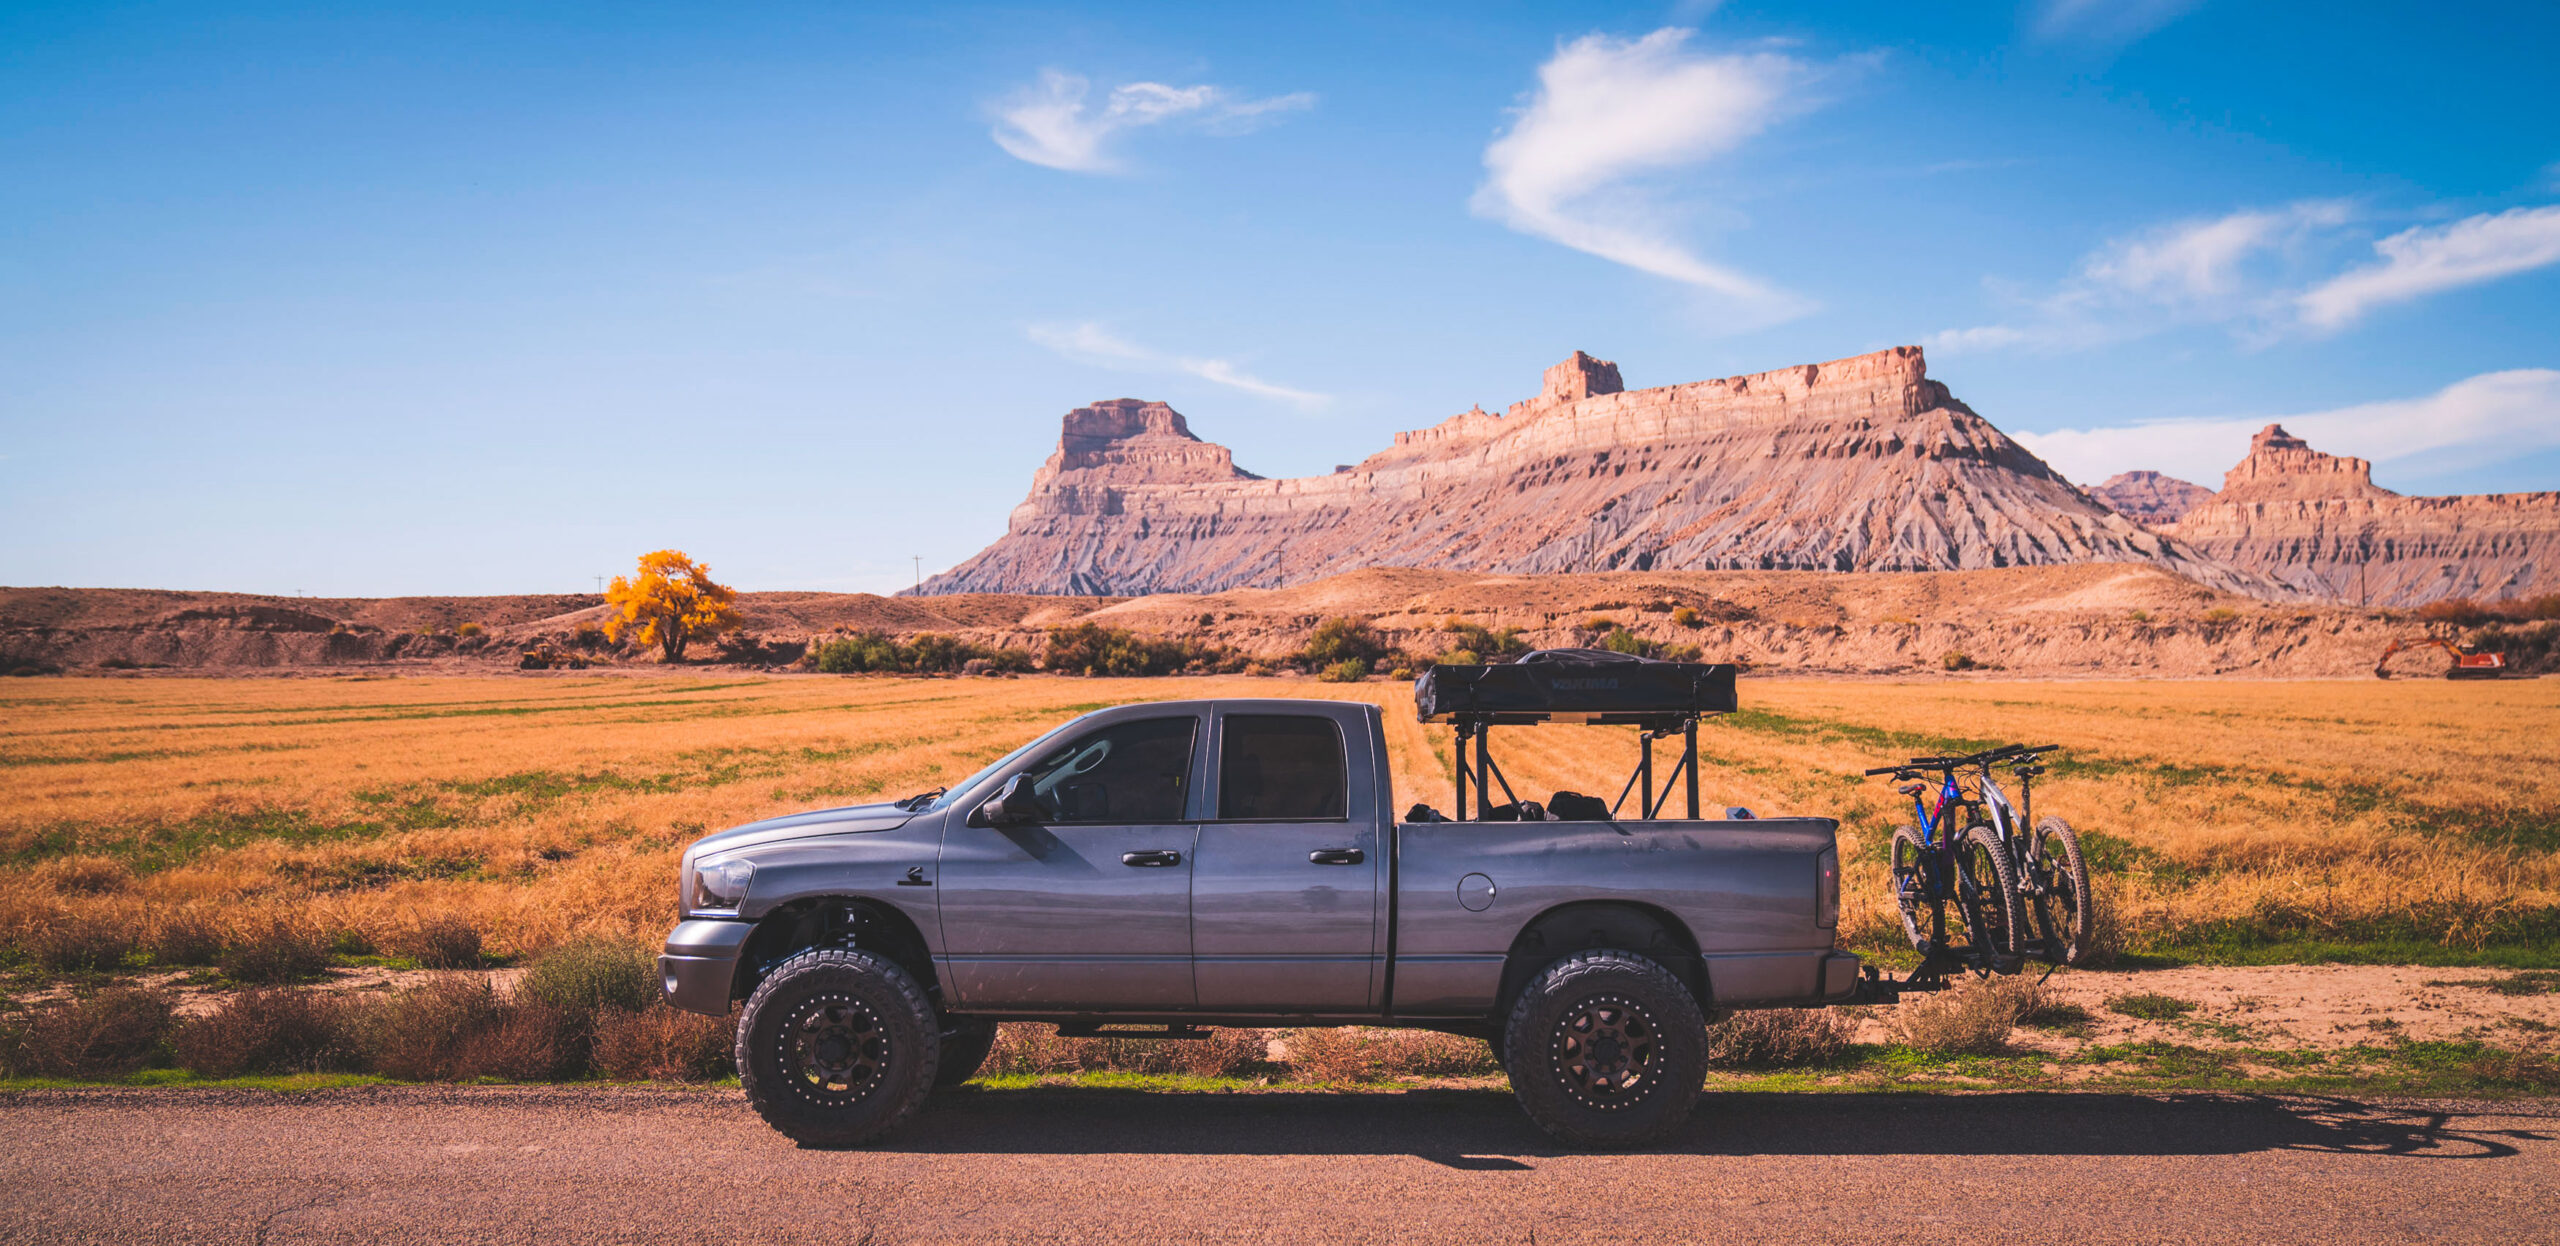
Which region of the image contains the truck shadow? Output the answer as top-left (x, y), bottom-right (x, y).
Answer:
top-left (888, 1088), bottom-right (2554, 1167)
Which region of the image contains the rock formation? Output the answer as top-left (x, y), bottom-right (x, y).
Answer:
top-left (2158, 425), bottom-right (2560, 606)
top-left (921, 348), bottom-right (2269, 597)
top-left (2091, 471), bottom-right (2215, 525)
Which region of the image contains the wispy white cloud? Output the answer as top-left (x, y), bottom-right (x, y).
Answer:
top-left (989, 71), bottom-right (1313, 173)
top-left (1027, 322), bottom-right (1333, 411)
top-left (1473, 27), bottom-right (1819, 318)
top-left (2012, 368), bottom-right (2560, 488)
top-left (2028, 0), bottom-right (2204, 47)
top-left (2296, 205), bottom-right (2560, 329)
top-left (1931, 200), bottom-right (2560, 353)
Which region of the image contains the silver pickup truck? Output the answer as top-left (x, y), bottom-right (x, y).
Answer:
top-left (661, 670), bottom-right (1859, 1148)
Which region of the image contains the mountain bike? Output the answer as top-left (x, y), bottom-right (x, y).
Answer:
top-left (1969, 744), bottom-right (2095, 967)
top-left (1864, 751), bottom-right (2025, 977)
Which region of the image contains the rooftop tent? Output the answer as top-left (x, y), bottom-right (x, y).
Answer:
top-left (1413, 649), bottom-right (1739, 821)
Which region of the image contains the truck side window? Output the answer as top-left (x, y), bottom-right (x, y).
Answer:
top-left (1021, 716), bottom-right (1197, 824)
top-left (1219, 715), bottom-right (1347, 821)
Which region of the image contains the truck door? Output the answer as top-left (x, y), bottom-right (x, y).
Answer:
top-left (1191, 708), bottom-right (1382, 1012)
top-left (936, 713), bottom-right (1202, 1011)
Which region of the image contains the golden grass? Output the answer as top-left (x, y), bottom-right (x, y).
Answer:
top-left (1, 672), bottom-right (2554, 961)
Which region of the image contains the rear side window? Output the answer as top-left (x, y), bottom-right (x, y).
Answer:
top-left (1219, 715), bottom-right (1347, 821)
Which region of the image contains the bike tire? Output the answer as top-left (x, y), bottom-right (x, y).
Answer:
top-left (1888, 825), bottom-right (1942, 956)
top-left (1955, 824), bottom-right (2025, 967)
top-left (2033, 815), bottom-right (2096, 966)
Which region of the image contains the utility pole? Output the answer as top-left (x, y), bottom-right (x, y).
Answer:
top-left (593, 575), bottom-right (604, 597)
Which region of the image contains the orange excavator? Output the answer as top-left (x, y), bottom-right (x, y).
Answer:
top-left (2374, 636), bottom-right (2508, 680)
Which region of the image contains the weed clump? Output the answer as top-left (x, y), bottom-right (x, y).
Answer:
top-left (174, 988), bottom-right (359, 1076)
top-left (0, 988), bottom-right (176, 1078)
top-left (358, 979), bottom-right (572, 1081)
top-left (1704, 1008), bottom-right (1858, 1067)
top-left (30, 912), bottom-right (140, 973)
top-left (518, 936), bottom-right (657, 1025)
top-left (391, 914), bottom-right (485, 969)
top-left (219, 919), bottom-right (334, 984)
top-left (2108, 992), bottom-right (2197, 1021)
top-left (147, 910), bottom-right (226, 967)
top-left (592, 1006), bottom-right (737, 1081)
top-left (1888, 977), bottom-right (2042, 1055)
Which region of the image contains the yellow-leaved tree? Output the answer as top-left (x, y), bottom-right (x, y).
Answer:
top-left (603, 550), bottom-right (741, 663)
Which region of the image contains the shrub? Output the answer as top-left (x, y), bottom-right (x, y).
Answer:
top-left (356, 979), bottom-right (573, 1080)
top-left (1440, 648), bottom-right (1481, 666)
top-left (811, 631), bottom-right (904, 674)
top-left (1278, 1027), bottom-right (1497, 1082)
top-left (2128, 609), bottom-right (2153, 623)
top-left (220, 919), bottom-right (334, 984)
top-left (392, 914), bottom-right (484, 969)
top-left (1297, 617), bottom-right (1389, 670)
top-left (1671, 606), bottom-right (1702, 628)
top-left (1439, 620), bottom-right (1528, 659)
top-left (1941, 651), bottom-right (1976, 672)
top-left (147, 910), bottom-right (226, 967)
top-left (174, 988), bottom-right (358, 1077)
top-left (2202, 607), bottom-right (2239, 623)
top-left (1581, 615), bottom-right (1620, 633)
top-left (1319, 658), bottom-right (1369, 683)
top-left (42, 856), bottom-right (131, 895)
top-left (1044, 623), bottom-right (1226, 676)
top-left (982, 1023), bottom-right (1273, 1078)
top-left (518, 936), bottom-right (656, 1026)
top-left (455, 622), bottom-right (485, 638)
top-left (31, 911), bottom-right (140, 973)
top-left (2108, 992), bottom-right (2196, 1021)
top-left (0, 988), bottom-right (176, 1078)
top-left (1886, 977), bottom-right (2039, 1055)
top-left (593, 1005), bottom-right (737, 1081)
top-left (1704, 1008), bottom-right (1858, 1067)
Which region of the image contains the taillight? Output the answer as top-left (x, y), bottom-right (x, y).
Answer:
top-left (1816, 847), bottom-right (1839, 929)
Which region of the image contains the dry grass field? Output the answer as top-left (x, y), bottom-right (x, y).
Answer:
top-left (1, 671), bottom-right (2555, 968)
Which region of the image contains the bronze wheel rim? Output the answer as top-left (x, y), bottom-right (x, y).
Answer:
top-left (1552, 995), bottom-right (1659, 1110)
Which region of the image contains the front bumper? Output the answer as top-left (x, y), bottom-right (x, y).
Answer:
top-left (659, 919), bottom-right (754, 1015)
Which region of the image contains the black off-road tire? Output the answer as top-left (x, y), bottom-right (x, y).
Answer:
top-left (2033, 816), bottom-right (2096, 966)
top-left (1889, 824), bottom-right (1938, 955)
top-left (1956, 824), bottom-right (2025, 965)
top-left (736, 948), bottom-right (940, 1146)
top-left (934, 1017), bottom-right (998, 1089)
top-left (1501, 950), bottom-right (1706, 1149)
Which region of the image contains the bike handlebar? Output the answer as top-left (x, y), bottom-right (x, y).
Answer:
top-left (1864, 743), bottom-right (2062, 777)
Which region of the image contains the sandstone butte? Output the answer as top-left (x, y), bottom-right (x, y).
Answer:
top-left (2158, 424), bottom-right (2560, 607)
top-left (919, 347), bottom-right (2270, 598)
top-left (2089, 471), bottom-right (2217, 526)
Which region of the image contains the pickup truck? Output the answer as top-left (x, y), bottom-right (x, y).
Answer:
top-left (659, 693), bottom-right (1859, 1148)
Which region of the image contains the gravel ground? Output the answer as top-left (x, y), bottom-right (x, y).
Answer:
top-left (2, 1085), bottom-right (2555, 1244)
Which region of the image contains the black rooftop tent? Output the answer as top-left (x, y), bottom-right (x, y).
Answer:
top-left (1413, 649), bottom-right (1739, 821)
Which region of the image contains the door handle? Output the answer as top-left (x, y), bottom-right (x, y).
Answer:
top-left (1121, 850), bottom-right (1183, 867)
top-left (1308, 849), bottom-right (1366, 865)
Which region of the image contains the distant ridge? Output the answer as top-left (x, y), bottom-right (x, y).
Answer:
top-left (917, 348), bottom-right (2273, 598)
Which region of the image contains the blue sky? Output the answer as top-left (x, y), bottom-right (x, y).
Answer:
top-left (4, 1), bottom-right (2556, 596)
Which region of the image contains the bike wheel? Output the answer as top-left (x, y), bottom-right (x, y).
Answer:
top-left (1888, 825), bottom-right (1944, 956)
top-left (2033, 816), bottom-right (2096, 966)
top-left (1954, 825), bottom-right (2024, 968)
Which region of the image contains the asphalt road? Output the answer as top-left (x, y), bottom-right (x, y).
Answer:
top-left (2, 1086), bottom-right (2555, 1244)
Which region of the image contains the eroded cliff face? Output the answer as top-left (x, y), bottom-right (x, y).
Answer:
top-left (2160, 425), bottom-right (2560, 605)
top-left (2091, 471), bottom-right (2216, 525)
top-left (924, 347), bottom-right (2266, 597)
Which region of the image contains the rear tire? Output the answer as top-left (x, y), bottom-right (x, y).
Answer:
top-left (2032, 816), bottom-right (2095, 966)
top-left (1889, 825), bottom-right (1939, 955)
top-left (1501, 950), bottom-right (1705, 1149)
top-left (736, 948), bottom-right (939, 1146)
top-left (934, 1017), bottom-right (998, 1089)
top-left (1955, 825), bottom-right (2025, 964)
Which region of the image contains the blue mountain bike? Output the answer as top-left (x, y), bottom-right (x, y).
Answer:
top-left (1865, 751), bottom-right (2024, 977)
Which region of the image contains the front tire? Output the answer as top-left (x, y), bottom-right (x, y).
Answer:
top-left (2032, 816), bottom-right (2095, 966)
top-left (1501, 951), bottom-right (1705, 1149)
top-left (736, 948), bottom-right (939, 1146)
top-left (934, 1017), bottom-right (998, 1089)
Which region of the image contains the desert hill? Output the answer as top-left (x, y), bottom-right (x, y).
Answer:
top-left (920, 348), bottom-right (2270, 598)
top-left (0, 564), bottom-right (2501, 680)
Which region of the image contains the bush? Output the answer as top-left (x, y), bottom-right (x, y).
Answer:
top-left (392, 914), bottom-right (484, 969)
top-left (1671, 606), bottom-right (1703, 628)
top-left (593, 1005), bottom-right (737, 1081)
top-left (1886, 978), bottom-right (2039, 1055)
top-left (0, 988), bottom-right (176, 1078)
top-left (982, 1023), bottom-right (1272, 1078)
top-left (1704, 1008), bottom-right (1858, 1067)
top-left (1941, 651), bottom-right (1976, 671)
top-left (813, 630), bottom-right (1036, 676)
top-left (174, 988), bottom-right (358, 1077)
top-left (1318, 658), bottom-right (1369, 683)
top-left (1044, 623), bottom-right (1227, 676)
top-left (1297, 617), bottom-right (1390, 671)
top-left (31, 912), bottom-right (140, 973)
top-left (1439, 620), bottom-right (1528, 660)
top-left (455, 622), bottom-right (485, 638)
top-left (1440, 648), bottom-right (1481, 666)
top-left (42, 856), bottom-right (131, 895)
top-left (1278, 1027), bottom-right (1498, 1082)
top-left (220, 919), bottom-right (334, 984)
top-left (2202, 607), bottom-right (2239, 623)
top-left (147, 910), bottom-right (226, 967)
top-left (518, 936), bottom-right (656, 1026)
top-left (357, 979), bottom-right (575, 1081)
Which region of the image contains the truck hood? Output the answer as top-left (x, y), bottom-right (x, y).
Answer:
top-left (685, 803), bottom-right (917, 858)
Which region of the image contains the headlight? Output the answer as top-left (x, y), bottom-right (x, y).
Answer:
top-left (692, 859), bottom-right (755, 911)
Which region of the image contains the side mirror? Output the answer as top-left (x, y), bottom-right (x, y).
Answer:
top-left (973, 774), bottom-right (1043, 827)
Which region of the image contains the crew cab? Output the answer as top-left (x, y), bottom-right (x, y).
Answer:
top-left (661, 656), bottom-right (1858, 1148)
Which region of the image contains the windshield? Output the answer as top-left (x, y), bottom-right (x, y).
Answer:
top-left (922, 717), bottom-right (1085, 812)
